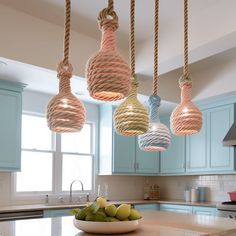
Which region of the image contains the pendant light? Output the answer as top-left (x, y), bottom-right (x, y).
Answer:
top-left (138, 0), bottom-right (170, 151)
top-left (114, 0), bottom-right (149, 136)
top-left (47, 0), bottom-right (85, 132)
top-left (170, 0), bottom-right (202, 135)
top-left (86, 0), bottom-right (131, 101)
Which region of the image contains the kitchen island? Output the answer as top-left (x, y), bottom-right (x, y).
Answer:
top-left (1, 211), bottom-right (236, 236)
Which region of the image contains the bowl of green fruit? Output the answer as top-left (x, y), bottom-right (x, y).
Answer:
top-left (72, 197), bottom-right (142, 234)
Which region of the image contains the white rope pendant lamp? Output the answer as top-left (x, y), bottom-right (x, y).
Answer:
top-left (47, 0), bottom-right (85, 132)
top-left (138, 0), bottom-right (170, 151)
top-left (113, 0), bottom-right (149, 136)
top-left (170, 0), bottom-right (202, 135)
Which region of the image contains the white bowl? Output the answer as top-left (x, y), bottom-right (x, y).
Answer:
top-left (73, 218), bottom-right (142, 234)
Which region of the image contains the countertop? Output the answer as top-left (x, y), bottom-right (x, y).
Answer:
top-left (0, 199), bottom-right (218, 213)
top-left (1, 211), bottom-right (236, 236)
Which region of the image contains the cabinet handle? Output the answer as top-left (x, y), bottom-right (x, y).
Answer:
top-left (137, 162), bottom-right (139, 169)
top-left (134, 162), bottom-right (136, 170)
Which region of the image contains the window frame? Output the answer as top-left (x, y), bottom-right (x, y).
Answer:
top-left (12, 112), bottom-right (96, 201)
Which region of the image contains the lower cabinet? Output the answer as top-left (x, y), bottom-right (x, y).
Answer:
top-left (192, 206), bottom-right (217, 216)
top-left (134, 204), bottom-right (159, 211)
top-left (160, 204), bottom-right (216, 216)
top-left (160, 204), bottom-right (192, 214)
top-left (43, 209), bottom-right (73, 218)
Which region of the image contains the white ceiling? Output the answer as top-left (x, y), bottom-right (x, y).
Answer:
top-left (0, 0), bottom-right (218, 49)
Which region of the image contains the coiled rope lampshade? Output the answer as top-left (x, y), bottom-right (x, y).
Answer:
top-left (47, 0), bottom-right (85, 132)
top-left (114, 0), bottom-right (148, 136)
top-left (170, 0), bottom-right (202, 135)
top-left (86, 0), bottom-right (131, 101)
top-left (138, 0), bottom-right (170, 151)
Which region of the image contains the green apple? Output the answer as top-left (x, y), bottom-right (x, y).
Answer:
top-left (75, 209), bottom-right (86, 220)
top-left (95, 212), bottom-right (106, 222)
top-left (96, 197), bottom-right (107, 208)
top-left (128, 209), bottom-right (142, 220)
top-left (105, 204), bottom-right (117, 217)
top-left (105, 217), bottom-right (120, 222)
top-left (115, 204), bottom-right (131, 220)
top-left (85, 214), bottom-right (96, 221)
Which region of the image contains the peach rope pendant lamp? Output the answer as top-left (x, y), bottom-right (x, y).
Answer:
top-left (138, 0), bottom-right (170, 151)
top-left (170, 0), bottom-right (202, 135)
top-left (113, 0), bottom-right (149, 136)
top-left (47, 0), bottom-right (85, 132)
top-left (86, 0), bottom-right (131, 101)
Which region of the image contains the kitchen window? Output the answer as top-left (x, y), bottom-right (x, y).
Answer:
top-left (15, 113), bottom-right (94, 195)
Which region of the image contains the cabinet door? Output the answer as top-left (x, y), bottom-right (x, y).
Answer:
top-left (135, 139), bottom-right (159, 174)
top-left (160, 118), bottom-right (185, 174)
top-left (0, 89), bottom-right (21, 171)
top-left (113, 132), bottom-right (136, 173)
top-left (160, 204), bottom-right (192, 214)
top-left (186, 111), bottom-right (208, 172)
top-left (192, 206), bottom-right (216, 216)
top-left (134, 204), bottom-right (159, 211)
top-left (209, 105), bottom-right (234, 171)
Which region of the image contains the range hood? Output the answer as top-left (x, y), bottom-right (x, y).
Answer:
top-left (223, 122), bottom-right (236, 146)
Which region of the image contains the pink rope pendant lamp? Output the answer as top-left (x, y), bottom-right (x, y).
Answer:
top-left (86, 0), bottom-right (131, 101)
top-left (170, 0), bottom-right (202, 135)
top-left (113, 0), bottom-right (149, 136)
top-left (47, 0), bottom-right (85, 133)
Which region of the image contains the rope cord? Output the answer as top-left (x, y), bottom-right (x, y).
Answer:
top-left (183, 0), bottom-right (188, 77)
top-left (153, 0), bottom-right (159, 96)
top-left (62, 0), bottom-right (71, 66)
top-left (130, 0), bottom-right (135, 77)
top-left (108, 0), bottom-right (114, 12)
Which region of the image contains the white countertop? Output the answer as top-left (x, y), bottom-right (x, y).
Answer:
top-left (0, 199), bottom-right (218, 213)
top-left (0, 211), bottom-right (236, 236)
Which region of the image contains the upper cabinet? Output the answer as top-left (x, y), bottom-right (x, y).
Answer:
top-left (0, 80), bottom-right (25, 172)
top-left (99, 104), bottom-right (159, 175)
top-left (160, 117), bottom-right (185, 174)
top-left (186, 104), bottom-right (235, 173)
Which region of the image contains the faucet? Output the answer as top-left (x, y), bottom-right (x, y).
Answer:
top-left (69, 179), bottom-right (84, 203)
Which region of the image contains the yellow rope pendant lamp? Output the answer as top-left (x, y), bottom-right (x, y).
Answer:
top-left (86, 0), bottom-right (131, 101)
top-left (138, 0), bottom-right (170, 151)
top-left (114, 0), bottom-right (149, 136)
top-left (170, 0), bottom-right (202, 135)
top-left (47, 0), bottom-right (85, 132)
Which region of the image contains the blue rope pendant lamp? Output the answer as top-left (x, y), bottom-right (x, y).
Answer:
top-left (138, 0), bottom-right (170, 151)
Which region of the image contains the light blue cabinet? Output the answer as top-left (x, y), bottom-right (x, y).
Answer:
top-left (192, 206), bottom-right (216, 216)
top-left (0, 80), bottom-right (25, 172)
top-left (134, 204), bottom-right (159, 211)
top-left (160, 204), bottom-right (192, 214)
top-left (43, 209), bottom-right (72, 218)
top-left (160, 118), bottom-right (185, 174)
top-left (186, 104), bottom-right (235, 173)
top-left (208, 105), bottom-right (235, 172)
top-left (99, 104), bottom-right (159, 175)
top-left (186, 111), bottom-right (208, 172)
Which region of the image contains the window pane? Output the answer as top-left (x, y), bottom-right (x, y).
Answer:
top-left (61, 124), bottom-right (92, 154)
top-left (62, 154), bottom-right (92, 191)
top-left (22, 114), bottom-right (52, 150)
top-left (15, 218), bottom-right (51, 236)
top-left (16, 151), bottom-right (53, 192)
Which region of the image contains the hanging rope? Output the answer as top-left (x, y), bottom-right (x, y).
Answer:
top-left (130, 0), bottom-right (135, 77)
top-left (183, 0), bottom-right (188, 77)
top-left (62, 0), bottom-right (71, 66)
top-left (153, 0), bottom-right (159, 96)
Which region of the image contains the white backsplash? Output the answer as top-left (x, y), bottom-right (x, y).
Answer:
top-left (0, 172), bottom-right (236, 206)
